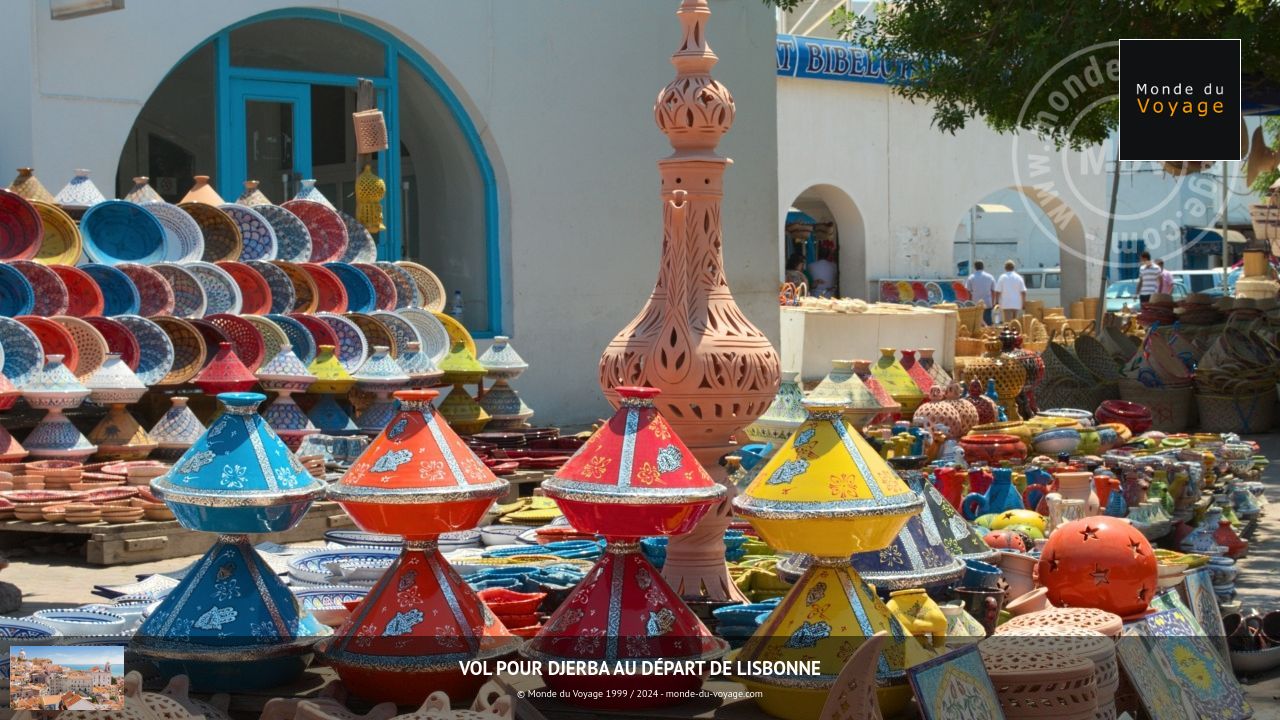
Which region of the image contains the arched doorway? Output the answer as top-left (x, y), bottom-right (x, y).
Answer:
top-left (114, 10), bottom-right (503, 335)
top-left (783, 184), bottom-right (866, 298)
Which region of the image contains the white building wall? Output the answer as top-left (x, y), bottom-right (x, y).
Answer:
top-left (0, 0), bottom-right (779, 428)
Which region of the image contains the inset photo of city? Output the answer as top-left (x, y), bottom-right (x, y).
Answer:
top-left (8, 646), bottom-right (124, 713)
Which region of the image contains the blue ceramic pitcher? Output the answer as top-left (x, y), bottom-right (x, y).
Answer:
top-left (962, 467), bottom-right (1024, 521)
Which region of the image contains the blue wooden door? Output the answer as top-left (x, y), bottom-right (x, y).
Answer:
top-left (227, 79), bottom-right (312, 204)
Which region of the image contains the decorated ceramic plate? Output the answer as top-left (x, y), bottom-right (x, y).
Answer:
top-left (432, 310), bottom-right (477, 357)
top-left (241, 314), bottom-right (290, 368)
top-left (151, 316), bottom-right (206, 386)
top-left (291, 584), bottom-right (370, 624)
top-left (140, 201), bottom-right (204, 263)
top-left (83, 316), bottom-right (140, 371)
top-left (287, 548), bottom-right (400, 586)
top-left (324, 262), bottom-right (376, 314)
top-left (395, 260), bottom-right (446, 311)
top-left (338, 209), bottom-right (377, 264)
top-left (215, 260), bottom-right (272, 315)
top-left (300, 262), bottom-right (348, 313)
top-left (205, 313), bottom-right (267, 372)
top-left (0, 188), bottom-right (43, 261)
top-left (49, 266), bottom-right (102, 318)
top-left (10, 260), bottom-right (68, 317)
top-left (369, 310), bottom-right (422, 357)
top-left (48, 316), bottom-right (108, 381)
top-left (352, 262), bottom-right (397, 311)
top-left (375, 261), bottom-right (419, 309)
top-left (396, 308), bottom-right (450, 364)
top-left (81, 200), bottom-right (167, 264)
top-left (287, 313), bottom-right (340, 354)
top-left (81, 264), bottom-right (140, 317)
top-left (0, 263), bottom-right (35, 318)
top-left (265, 313), bottom-right (318, 366)
top-left (0, 316), bottom-right (43, 387)
top-left (185, 318), bottom-right (229, 368)
top-left (31, 200), bottom-right (81, 266)
top-left (343, 313), bottom-right (395, 355)
top-left (315, 312), bottom-right (369, 373)
top-left (246, 259), bottom-right (296, 315)
top-left (181, 202), bottom-right (242, 263)
top-left (218, 203), bottom-right (277, 261)
top-left (16, 316), bottom-right (78, 376)
top-left (151, 262), bottom-right (206, 319)
top-left (271, 260), bottom-right (319, 313)
top-left (116, 262), bottom-right (175, 317)
top-left (253, 204), bottom-right (311, 263)
top-left (183, 261), bottom-right (242, 316)
top-left (282, 199), bottom-right (348, 263)
top-left (113, 315), bottom-right (175, 385)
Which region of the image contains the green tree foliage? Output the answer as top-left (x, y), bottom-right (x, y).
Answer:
top-left (766, 0), bottom-right (1280, 151)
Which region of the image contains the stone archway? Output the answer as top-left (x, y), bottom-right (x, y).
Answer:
top-left (785, 183), bottom-right (867, 298)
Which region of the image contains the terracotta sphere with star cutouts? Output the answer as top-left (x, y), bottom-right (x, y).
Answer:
top-left (1036, 515), bottom-right (1158, 619)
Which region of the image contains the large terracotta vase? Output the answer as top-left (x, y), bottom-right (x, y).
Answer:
top-left (597, 0), bottom-right (780, 603)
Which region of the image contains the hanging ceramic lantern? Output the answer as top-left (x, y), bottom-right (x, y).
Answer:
top-left (355, 164), bottom-right (386, 235)
top-left (353, 110), bottom-right (390, 155)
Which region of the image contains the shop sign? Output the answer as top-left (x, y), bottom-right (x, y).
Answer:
top-left (776, 34), bottom-right (915, 85)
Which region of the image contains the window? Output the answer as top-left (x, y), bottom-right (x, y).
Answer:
top-left (1044, 272), bottom-right (1061, 289)
top-left (1024, 273), bottom-right (1042, 289)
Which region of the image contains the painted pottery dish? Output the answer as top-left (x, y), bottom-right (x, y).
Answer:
top-left (81, 264), bottom-right (140, 317)
top-left (395, 261), bottom-right (446, 311)
top-left (0, 188), bottom-right (43, 261)
top-left (246, 259), bottom-right (296, 314)
top-left (152, 262), bottom-right (207, 318)
top-left (254, 204), bottom-right (312, 263)
top-left (0, 617), bottom-right (58, 674)
top-left (17, 316), bottom-right (79, 379)
top-left (152, 316), bottom-right (207, 386)
top-left (30, 200), bottom-right (80, 265)
top-left (338, 209), bottom-right (377, 263)
top-left (219, 203), bottom-right (277, 261)
top-left (114, 314), bottom-right (176, 385)
top-left (369, 310), bottom-right (421, 357)
top-left (375, 261), bottom-right (418, 308)
top-left (54, 170), bottom-right (106, 210)
top-left (352, 262), bottom-right (397, 311)
top-left (242, 314), bottom-right (290, 370)
top-left (206, 312), bottom-right (267, 372)
top-left (10, 260), bottom-right (68, 316)
top-left (266, 313), bottom-right (318, 365)
top-left (433, 310), bottom-right (477, 358)
top-left (292, 584), bottom-right (370, 626)
top-left (181, 202), bottom-right (242, 262)
top-left (30, 608), bottom-right (127, 636)
top-left (186, 318), bottom-right (230, 367)
top-left (0, 316), bottom-right (42, 387)
top-left (324, 262), bottom-right (376, 314)
top-left (282, 199), bottom-right (347, 263)
top-left (215, 260), bottom-right (272, 315)
top-left (50, 265), bottom-right (103, 317)
top-left (301, 262), bottom-right (348, 313)
top-left (80, 200), bottom-right (167, 264)
top-left (0, 263), bottom-right (35, 317)
top-left (288, 313), bottom-right (341, 353)
top-left (183, 261), bottom-right (242, 316)
top-left (315, 312), bottom-right (369, 373)
top-left (396, 307), bottom-right (451, 363)
top-left (116, 262), bottom-right (175, 317)
top-left (49, 316), bottom-right (108, 381)
top-left (271, 260), bottom-right (319, 313)
top-left (287, 548), bottom-right (400, 586)
top-left (344, 313), bottom-right (394, 356)
top-left (83, 316), bottom-right (141, 371)
top-left (139, 201), bottom-right (204, 263)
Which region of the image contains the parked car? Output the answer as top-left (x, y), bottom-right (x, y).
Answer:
top-left (1104, 279), bottom-right (1189, 312)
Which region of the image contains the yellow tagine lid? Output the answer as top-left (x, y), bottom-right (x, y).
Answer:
top-left (733, 399), bottom-right (922, 556)
top-left (307, 345), bottom-right (354, 394)
top-left (870, 348), bottom-right (925, 411)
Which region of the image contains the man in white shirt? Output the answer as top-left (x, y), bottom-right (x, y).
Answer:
top-left (1136, 252), bottom-right (1161, 304)
top-left (807, 247), bottom-right (837, 298)
top-left (995, 260), bottom-right (1027, 321)
top-left (965, 261), bottom-right (996, 325)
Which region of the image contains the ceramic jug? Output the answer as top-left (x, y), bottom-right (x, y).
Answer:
top-left (939, 603), bottom-right (986, 647)
top-left (953, 587), bottom-right (1002, 636)
top-left (886, 589), bottom-right (947, 649)
top-left (998, 551), bottom-right (1039, 600)
top-left (1103, 479), bottom-right (1128, 517)
top-left (962, 467), bottom-right (1024, 521)
top-left (1044, 492), bottom-right (1066, 533)
top-left (932, 467), bottom-right (964, 512)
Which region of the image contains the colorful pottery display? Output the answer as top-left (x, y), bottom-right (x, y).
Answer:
top-left (23, 355), bottom-right (95, 460)
top-left (149, 396), bottom-right (205, 462)
top-left (85, 353), bottom-right (155, 461)
top-left (352, 346), bottom-right (410, 435)
top-left (808, 359), bottom-right (882, 428)
top-left (306, 345), bottom-right (358, 435)
top-left (871, 348), bottom-right (926, 416)
top-left (257, 345), bottom-right (319, 451)
top-left (477, 336), bottom-right (531, 430)
top-left (438, 341), bottom-right (490, 435)
top-left (139, 200), bottom-right (205, 263)
top-left (193, 342), bottom-right (258, 395)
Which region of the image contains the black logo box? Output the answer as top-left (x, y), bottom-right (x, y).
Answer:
top-left (1119, 38), bottom-right (1241, 161)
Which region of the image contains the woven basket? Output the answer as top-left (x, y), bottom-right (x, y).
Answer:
top-left (1038, 377), bottom-right (1114, 412)
top-left (1118, 378), bottom-right (1194, 432)
top-left (353, 109), bottom-right (390, 154)
top-left (956, 326), bottom-right (993, 356)
top-left (1075, 334), bottom-right (1123, 381)
top-left (1043, 330), bottom-right (1096, 385)
top-left (957, 305), bottom-right (984, 331)
top-left (1195, 391), bottom-right (1277, 434)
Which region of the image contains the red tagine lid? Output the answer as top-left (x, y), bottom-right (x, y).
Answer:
top-left (541, 386), bottom-right (725, 506)
top-left (192, 342), bottom-right (258, 395)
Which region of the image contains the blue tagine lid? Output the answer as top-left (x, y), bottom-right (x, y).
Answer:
top-left (352, 346), bottom-right (409, 388)
top-left (151, 392), bottom-right (325, 534)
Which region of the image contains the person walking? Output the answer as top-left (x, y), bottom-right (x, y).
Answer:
top-left (1136, 252), bottom-right (1161, 305)
top-left (965, 261), bottom-right (996, 325)
top-left (995, 260), bottom-right (1027, 322)
top-left (1156, 258), bottom-right (1174, 295)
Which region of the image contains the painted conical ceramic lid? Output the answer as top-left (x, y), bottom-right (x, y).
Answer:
top-left (23, 355), bottom-right (90, 405)
top-left (542, 386), bottom-right (724, 505)
top-left (438, 384), bottom-right (490, 432)
top-left (871, 348), bottom-right (925, 413)
top-left (25, 413), bottom-right (95, 457)
top-left (180, 175), bottom-right (225, 205)
top-left (152, 392), bottom-right (324, 506)
top-left (353, 346), bottom-right (409, 385)
top-left (135, 536), bottom-right (322, 658)
top-left (10, 168), bottom-right (56, 204)
top-left (808, 360), bottom-right (882, 426)
top-left (238, 180), bottom-right (272, 206)
top-left (85, 353), bottom-right (148, 405)
top-left (396, 341), bottom-right (442, 382)
top-left (263, 395), bottom-right (317, 442)
top-left (749, 371), bottom-right (807, 432)
top-left (257, 345), bottom-right (315, 386)
top-left (194, 342), bottom-right (258, 395)
top-left (308, 345), bottom-right (355, 394)
top-left (0, 370), bottom-right (20, 411)
top-left (438, 341), bottom-right (487, 384)
top-left (293, 179), bottom-right (334, 208)
top-left (54, 169), bottom-right (106, 209)
top-left (526, 549), bottom-right (725, 664)
top-left (124, 177), bottom-right (164, 204)
top-left (149, 396), bottom-right (205, 448)
top-left (899, 349), bottom-right (935, 394)
top-left (89, 405), bottom-right (154, 452)
top-left (918, 348), bottom-right (952, 386)
top-left (478, 335), bottom-right (527, 379)
top-left (478, 380), bottom-right (533, 420)
top-left (307, 394), bottom-right (360, 434)
top-left (321, 542), bottom-right (518, 672)
top-left (852, 359), bottom-right (902, 421)
top-left (734, 400), bottom-right (922, 556)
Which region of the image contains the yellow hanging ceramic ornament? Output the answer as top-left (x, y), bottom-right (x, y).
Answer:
top-left (356, 164), bottom-right (386, 234)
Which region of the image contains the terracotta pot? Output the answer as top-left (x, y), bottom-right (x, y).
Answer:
top-left (958, 434), bottom-right (1027, 467)
top-left (1005, 587), bottom-right (1050, 616)
top-left (1037, 516), bottom-right (1158, 619)
top-left (998, 551), bottom-right (1039, 600)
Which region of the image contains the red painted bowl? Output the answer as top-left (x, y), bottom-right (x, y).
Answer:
top-left (0, 189), bottom-right (43, 261)
top-left (50, 265), bottom-right (104, 317)
top-left (215, 260), bottom-right (273, 315)
top-left (16, 316), bottom-right (78, 374)
top-left (551, 496), bottom-right (716, 539)
top-left (205, 313), bottom-right (266, 372)
top-left (117, 262), bottom-right (175, 317)
top-left (10, 260), bottom-right (68, 316)
top-left (352, 262), bottom-right (398, 311)
top-left (288, 312), bottom-right (340, 349)
top-left (958, 433), bottom-right (1027, 465)
top-left (83, 317), bottom-right (140, 370)
top-left (300, 263), bottom-right (348, 313)
top-left (1094, 399), bottom-right (1152, 435)
top-left (282, 200), bottom-right (348, 263)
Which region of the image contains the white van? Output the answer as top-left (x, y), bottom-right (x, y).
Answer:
top-left (1021, 268), bottom-right (1061, 306)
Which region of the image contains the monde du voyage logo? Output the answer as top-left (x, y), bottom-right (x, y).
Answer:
top-left (1119, 39), bottom-right (1241, 161)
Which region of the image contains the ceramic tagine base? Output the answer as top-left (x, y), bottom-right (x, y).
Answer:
top-left (319, 540), bottom-right (521, 705)
top-left (90, 405), bottom-right (157, 461)
top-left (523, 541), bottom-right (729, 709)
top-left (264, 394), bottom-right (319, 451)
top-left (25, 409), bottom-right (97, 461)
top-left (354, 391), bottom-right (398, 437)
top-left (131, 535), bottom-right (329, 692)
top-left (306, 394), bottom-right (360, 436)
top-left (439, 383), bottom-right (491, 435)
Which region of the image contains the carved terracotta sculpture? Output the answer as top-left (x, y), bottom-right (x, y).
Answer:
top-left (598, 0), bottom-right (780, 602)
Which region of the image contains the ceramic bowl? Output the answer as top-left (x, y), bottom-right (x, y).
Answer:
top-left (114, 314), bottom-right (176, 386)
top-left (81, 264), bottom-right (141, 317)
top-left (216, 261), bottom-right (273, 315)
top-left (219, 203), bottom-right (278, 261)
top-left (287, 548), bottom-right (400, 586)
top-left (81, 200), bottom-right (167, 264)
top-left (254, 204), bottom-right (312, 263)
top-left (0, 189), bottom-right (44, 261)
top-left (50, 265), bottom-right (104, 317)
top-left (353, 263), bottom-right (398, 311)
top-left (80, 601), bottom-right (150, 631)
top-left (0, 618), bottom-right (59, 677)
top-left (117, 262), bottom-right (175, 317)
top-left (31, 200), bottom-right (82, 266)
top-left (481, 524), bottom-right (533, 547)
top-left (266, 313), bottom-right (317, 365)
top-left (0, 263), bottom-right (35, 317)
top-left (181, 202), bottom-right (243, 262)
top-left (152, 262), bottom-right (207, 318)
top-left (338, 210), bottom-right (377, 263)
top-left (291, 584), bottom-right (369, 627)
top-left (10, 260), bottom-right (68, 317)
top-left (1231, 646), bottom-right (1280, 675)
top-left (247, 260), bottom-right (297, 315)
top-left (1032, 428), bottom-right (1081, 455)
top-left (324, 262), bottom-right (376, 314)
top-left (1037, 408), bottom-right (1095, 427)
top-left (282, 200), bottom-right (348, 263)
top-left (83, 316), bottom-right (141, 370)
top-left (139, 200), bottom-right (204, 263)
top-left (376, 261), bottom-right (419, 308)
top-left (183, 261), bottom-right (242, 316)
top-left (30, 608), bottom-right (127, 636)
top-left (301, 263), bottom-right (349, 313)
